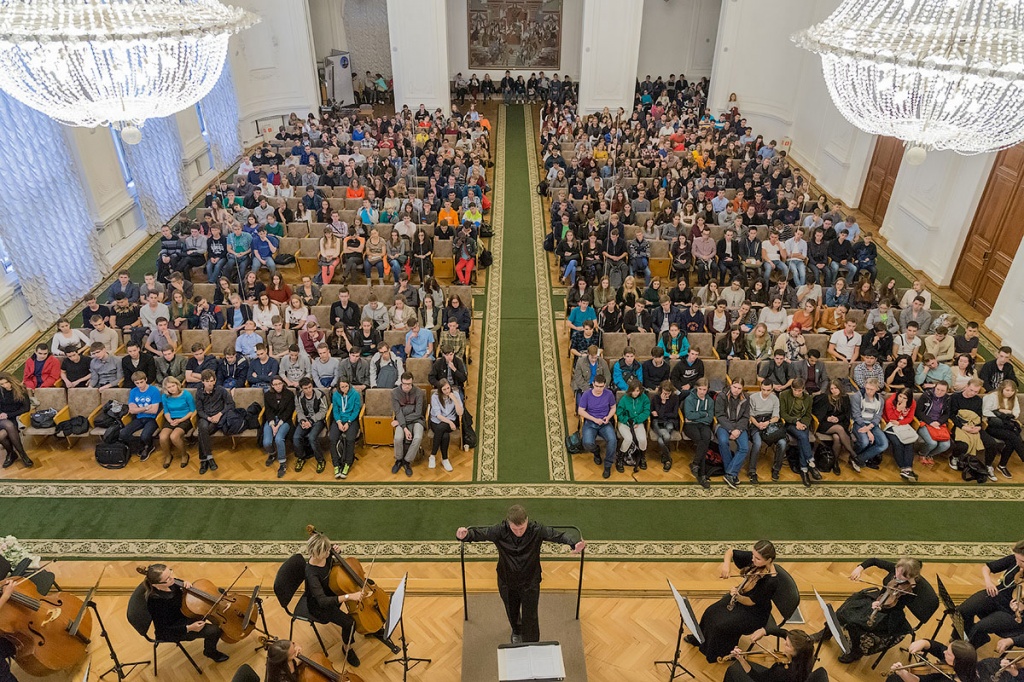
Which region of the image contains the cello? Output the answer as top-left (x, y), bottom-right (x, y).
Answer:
top-left (259, 636), bottom-right (364, 682)
top-left (0, 568), bottom-right (92, 677)
top-left (304, 525), bottom-right (397, 651)
top-left (134, 566), bottom-right (263, 643)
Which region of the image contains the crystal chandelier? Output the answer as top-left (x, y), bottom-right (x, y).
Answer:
top-left (793, 0), bottom-right (1024, 164)
top-left (0, 0), bottom-right (258, 144)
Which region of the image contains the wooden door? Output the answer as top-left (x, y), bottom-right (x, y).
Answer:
top-left (952, 145), bottom-right (1024, 315)
top-left (860, 136), bottom-right (904, 224)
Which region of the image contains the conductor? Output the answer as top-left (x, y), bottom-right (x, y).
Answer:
top-left (456, 504), bottom-right (585, 644)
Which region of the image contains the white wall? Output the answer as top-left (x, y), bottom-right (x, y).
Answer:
top-left (881, 151), bottom-right (996, 287)
top-left (228, 0), bottom-right (320, 146)
top-left (708, 0), bottom-right (874, 207)
top-left (986, 246), bottom-right (1024, 348)
top-left (308, 0), bottom-right (349, 62)
top-left (388, 0), bottom-right (451, 111)
top-left (578, 0), bottom-right (644, 113)
top-left (447, 0), bottom-right (584, 80)
top-left (637, 0), bottom-right (721, 80)
top-left (345, 0), bottom-right (393, 79)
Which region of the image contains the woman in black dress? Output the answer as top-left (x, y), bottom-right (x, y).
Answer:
top-left (835, 557), bottom-right (922, 663)
top-left (141, 564), bottom-right (228, 663)
top-left (264, 638), bottom-right (301, 682)
top-left (304, 532), bottom-right (362, 668)
top-left (689, 541), bottom-right (779, 663)
top-left (887, 639), bottom-right (978, 682)
top-left (723, 627), bottom-right (815, 682)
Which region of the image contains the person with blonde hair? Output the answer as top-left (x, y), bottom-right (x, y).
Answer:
top-left (984, 379), bottom-right (1023, 478)
top-left (833, 557), bottom-right (923, 663)
top-left (303, 530), bottom-right (362, 667)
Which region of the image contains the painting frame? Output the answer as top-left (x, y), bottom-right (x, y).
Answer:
top-left (467, 0), bottom-right (563, 71)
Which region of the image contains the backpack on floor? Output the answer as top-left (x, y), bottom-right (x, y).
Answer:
top-left (785, 445), bottom-right (802, 473)
top-left (461, 409), bottom-right (478, 449)
top-left (814, 443), bottom-right (836, 473)
top-left (961, 456), bottom-right (988, 484)
top-left (95, 442), bottom-right (130, 469)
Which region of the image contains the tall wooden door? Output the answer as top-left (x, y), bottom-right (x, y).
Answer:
top-left (952, 145), bottom-right (1024, 316)
top-left (860, 136), bottom-right (904, 224)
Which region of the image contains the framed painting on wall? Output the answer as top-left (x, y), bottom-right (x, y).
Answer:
top-left (468, 0), bottom-right (562, 70)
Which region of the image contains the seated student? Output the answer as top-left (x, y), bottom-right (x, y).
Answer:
top-left (217, 348), bottom-right (248, 389)
top-left (715, 378), bottom-right (751, 489)
top-left (184, 344), bottom-right (218, 390)
top-left (327, 377), bottom-right (361, 480)
top-left (279, 344), bottom-right (311, 389)
top-left (194, 369), bottom-right (232, 474)
top-left (883, 388), bottom-right (918, 482)
top-left (429, 379), bottom-right (464, 472)
top-left (88, 314), bottom-right (120, 354)
top-left (192, 297), bottom-right (225, 332)
top-left (110, 293), bottom-right (142, 341)
top-left (234, 320), bottom-right (262, 360)
top-left (774, 324), bottom-right (807, 363)
top-left (954, 320), bottom-right (981, 360)
top-left (979, 346), bottom-right (1019, 393)
top-left (983, 380), bottom-right (1024, 479)
top-left (158, 376), bottom-right (195, 469)
top-left (828, 319), bottom-right (862, 364)
top-left (658, 322), bottom-right (690, 361)
top-left (570, 345), bottom-right (610, 397)
top-left (118, 341), bottom-right (155, 386)
top-left (916, 381), bottom-right (952, 466)
top-left (88, 342), bottom-right (122, 389)
top-left (247, 343), bottom-right (279, 389)
top-left (391, 372), bottom-right (426, 477)
top-left (369, 342), bottom-right (403, 390)
top-left (866, 301), bottom-right (901, 336)
top-left (893, 321), bottom-right (923, 363)
top-left (648, 380), bottom-right (681, 472)
top-left (850, 377), bottom-right (888, 469)
top-left (781, 378), bottom-right (819, 486)
top-left (120, 371), bottom-right (162, 460)
top-left (106, 270), bottom-right (140, 303)
top-left (61, 346), bottom-right (92, 389)
top-left (140, 564), bottom-right (228, 664)
top-left (337, 348), bottom-right (369, 392)
top-left (22, 344), bottom-right (61, 389)
top-left (641, 346), bottom-right (671, 390)
top-left (225, 294), bottom-right (254, 330)
top-left (759, 350), bottom-right (793, 393)
top-left (611, 347), bottom-right (643, 393)
top-left (916, 352), bottom-right (953, 391)
top-left (853, 350), bottom-right (886, 388)
top-left (864, 323), bottom-right (895, 361)
top-left (899, 296), bottom-right (932, 334)
top-left (262, 376), bottom-right (294, 478)
top-left (683, 378), bottom-right (715, 488)
top-left (155, 346), bottom-right (186, 384)
top-left (404, 320), bottom-right (435, 359)
top-left (899, 279), bottom-right (933, 310)
top-left (144, 317), bottom-right (178, 356)
top-left (578, 374), bottom-right (618, 479)
top-left (291, 378), bottom-right (327, 473)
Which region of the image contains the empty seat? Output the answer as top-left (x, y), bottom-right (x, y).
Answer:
top-left (361, 388), bottom-right (395, 446)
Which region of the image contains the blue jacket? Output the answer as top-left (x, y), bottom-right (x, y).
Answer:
top-left (612, 358), bottom-right (644, 392)
top-left (332, 387), bottom-right (361, 424)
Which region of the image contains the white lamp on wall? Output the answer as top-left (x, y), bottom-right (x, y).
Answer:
top-left (794, 0), bottom-right (1024, 164)
top-left (0, 0), bottom-right (258, 144)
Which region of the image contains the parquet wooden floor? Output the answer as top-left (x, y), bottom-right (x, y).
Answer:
top-left (12, 559), bottom-right (993, 681)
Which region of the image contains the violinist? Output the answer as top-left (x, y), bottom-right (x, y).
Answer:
top-left (723, 627), bottom-right (815, 682)
top-left (834, 557), bottom-right (922, 663)
top-left (959, 540), bottom-right (1024, 648)
top-left (0, 579), bottom-right (18, 682)
top-left (142, 564), bottom-right (229, 663)
top-left (887, 639), bottom-right (978, 682)
top-left (688, 541), bottom-right (779, 663)
top-left (304, 533), bottom-right (362, 668)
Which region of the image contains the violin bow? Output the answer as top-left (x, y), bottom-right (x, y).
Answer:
top-left (198, 566), bottom-right (248, 624)
top-left (68, 565), bottom-right (106, 638)
top-left (907, 649), bottom-right (956, 682)
top-left (10, 560), bottom-right (57, 586)
top-left (752, 640), bottom-right (784, 661)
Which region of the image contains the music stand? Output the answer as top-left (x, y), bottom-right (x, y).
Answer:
top-left (812, 589), bottom-right (851, 662)
top-left (655, 580), bottom-right (701, 681)
top-left (931, 575), bottom-right (963, 641)
top-left (383, 573), bottom-right (430, 681)
top-left (93, 601), bottom-right (150, 680)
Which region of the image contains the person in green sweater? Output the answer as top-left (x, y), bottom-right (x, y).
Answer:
top-left (780, 378), bottom-right (819, 486)
top-left (616, 380), bottom-right (651, 472)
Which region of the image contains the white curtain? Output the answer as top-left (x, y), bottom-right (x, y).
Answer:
top-left (201, 62), bottom-right (243, 169)
top-left (0, 93), bottom-right (107, 327)
top-left (122, 116), bottom-right (190, 233)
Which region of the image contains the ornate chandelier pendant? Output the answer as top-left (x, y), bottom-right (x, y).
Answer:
top-left (0, 0), bottom-right (258, 143)
top-left (794, 0), bottom-right (1024, 164)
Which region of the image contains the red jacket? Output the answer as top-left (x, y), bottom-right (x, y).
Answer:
top-left (23, 355), bottom-right (61, 389)
top-left (883, 393), bottom-right (916, 426)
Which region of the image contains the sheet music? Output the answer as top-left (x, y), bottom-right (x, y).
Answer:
top-left (498, 643), bottom-right (566, 681)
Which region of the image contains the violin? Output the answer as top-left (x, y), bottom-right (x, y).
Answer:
top-left (1012, 571), bottom-right (1024, 624)
top-left (867, 576), bottom-right (915, 627)
top-left (727, 565), bottom-right (773, 612)
top-left (259, 636), bottom-right (364, 682)
top-left (135, 566), bottom-right (260, 644)
top-left (0, 574), bottom-right (92, 677)
top-left (305, 525), bottom-right (391, 636)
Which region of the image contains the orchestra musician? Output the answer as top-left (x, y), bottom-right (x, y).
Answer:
top-left (265, 638), bottom-right (303, 682)
top-left (0, 579), bottom-right (17, 682)
top-left (304, 532), bottom-right (362, 668)
top-left (687, 541), bottom-right (780, 663)
top-left (456, 504), bottom-right (585, 644)
top-left (142, 564), bottom-right (229, 663)
top-left (833, 557), bottom-right (922, 663)
top-left (723, 627), bottom-right (815, 682)
top-left (887, 639), bottom-right (978, 682)
top-left (958, 540), bottom-right (1024, 648)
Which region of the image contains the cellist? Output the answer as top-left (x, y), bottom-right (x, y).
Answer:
top-left (141, 564), bottom-right (229, 664)
top-left (0, 579), bottom-right (18, 682)
top-left (265, 639), bottom-right (303, 682)
top-left (304, 533), bottom-right (362, 668)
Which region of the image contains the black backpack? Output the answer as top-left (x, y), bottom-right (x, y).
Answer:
top-left (54, 416), bottom-right (89, 437)
top-left (961, 456), bottom-right (989, 484)
top-left (478, 248), bottom-right (493, 268)
top-left (461, 409), bottom-right (478, 449)
top-left (244, 402), bottom-right (263, 430)
top-left (93, 400), bottom-right (128, 428)
top-left (95, 442), bottom-right (130, 469)
top-left (814, 442), bottom-right (836, 473)
top-left (220, 407), bottom-right (248, 435)
top-left (30, 409), bottom-right (58, 429)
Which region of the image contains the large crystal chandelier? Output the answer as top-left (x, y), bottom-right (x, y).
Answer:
top-left (794, 0), bottom-right (1024, 164)
top-left (0, 0), bottom-right (258, 144)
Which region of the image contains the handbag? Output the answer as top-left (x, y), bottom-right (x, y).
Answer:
top-left (887, 423), bottom-right (919, 444)
top-left (30, 408), bottom-right (58, 429)
top-left (757, 417), bottom-right (786, 445)
top-left (924, 423), bottom-right (951, 442)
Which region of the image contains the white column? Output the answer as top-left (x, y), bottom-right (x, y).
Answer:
top-left (386, 0), bottom-right (450, 112)
top-left (577, 0), bottom-right (643, 114)
top-left (880, 151), bottom-right (996, 286)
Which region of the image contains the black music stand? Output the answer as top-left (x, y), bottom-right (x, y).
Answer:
top-left (383, 573), bottom-right (430, 681)
top-left (933, 575), bottom-right (964, 640)
top-left (92, 601), bottom-right (150, 681)
top-left (812, 589), bottom-right (851, 663)
top-left (655, 580), bottom-right (700, 681)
